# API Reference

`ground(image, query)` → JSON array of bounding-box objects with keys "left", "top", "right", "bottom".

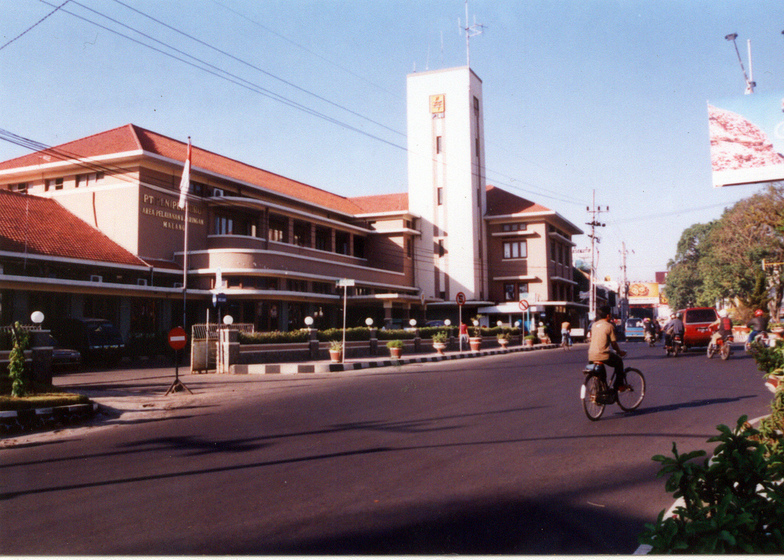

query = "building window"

[
  {"left": 214, "top": 215, "right": 234, "bottom": 235},
  {"left": 503, "top": 282, "right": 529, "bottom": 301},
  {"left": 473, "top": 96, "right": 479, "bottom": 115},
  {"left": 268, "top": 214, "right": 287, "bottom": 242},
  {"left": 437, "top": 187, "right": 443, "bottom": 205},
  {"left": 438, "top": 239, "right": 445, "bottom": 257},
  {"left": 335, "top": 231, "right": 350, "bottom": 255},
  {"left": 502, "top": 223, "right": 526, "bottom": 232},
  {"left": 315, "top": 227, "right": 331, "bottom": 251},
  {"left": 436, "top": 136, "right": 443, "bottom": 154},
  {"left": 503, "top": 240, "right": 527, "bottom": 259},
  {"left": 475, "top": 138, "right": 480, "bottom": 157},
  {"left": 9, "top": 182, "right": 28, "bottom": 193},
  {"left": 45, "top": 178, "right": 63, "bottom": 191},
  {"left": 293, "top": 220, "right": 311, "bottom": 247},
  {"left": 353, "top": 236, "right": 365, "bottom": 259}
]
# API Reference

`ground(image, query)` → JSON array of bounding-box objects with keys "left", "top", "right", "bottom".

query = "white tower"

[{"left": 407, "top": 66, "right": 487, "bottom": 302}]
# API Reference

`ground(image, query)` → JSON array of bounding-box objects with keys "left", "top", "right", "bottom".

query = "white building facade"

[{"left": 407, "top": 67, "right": 489, "bottom": 304}]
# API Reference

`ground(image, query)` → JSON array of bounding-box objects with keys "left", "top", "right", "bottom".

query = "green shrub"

[
  {"left": 376, "top": 329, "right": 416, "bottom": 341},
  {"left": 317, "top": 327, "right": 371, "bottom": 342},
  {"left": 8, "top": 322, "right": 29, "bottom": 397},
  {"left": 751, "top": 341, "right": 784, "bottom": 376},
  {"left": 239, "top": 330, "right": 310, "bottom": 344},
  {"left": 386, "top": 339, "right": 404, "bottom": 349},
  {"left": 639, "top": 416, "right": 784, "bottom": 553},
  {"left": 432, "top": 331, "right": 448, "bottom": 343}
]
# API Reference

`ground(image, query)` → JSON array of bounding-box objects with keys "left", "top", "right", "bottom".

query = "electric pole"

[{"left": 586, "top": 190, "right": 608, "bottom": 320}]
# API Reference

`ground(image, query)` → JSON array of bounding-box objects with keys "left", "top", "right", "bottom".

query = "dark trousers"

[{"left": 602, "top": 353, "right": 625, "bottom": 389}]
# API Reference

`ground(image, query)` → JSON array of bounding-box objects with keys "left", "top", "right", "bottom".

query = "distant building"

[{"left": 0, "top": 65, "right": 583, "bottom": 341}]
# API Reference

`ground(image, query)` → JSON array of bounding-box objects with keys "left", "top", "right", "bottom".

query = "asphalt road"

[{"left": 0, "top": 342, "right": 774, "bottom": 555}]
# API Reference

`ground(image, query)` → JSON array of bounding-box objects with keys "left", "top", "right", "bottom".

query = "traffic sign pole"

[
  {"left": 165, "top": 326, "right": 192, "bottom": 396},
  {"left": 456, "top": 292, "right": 466, "bottom": 351}
]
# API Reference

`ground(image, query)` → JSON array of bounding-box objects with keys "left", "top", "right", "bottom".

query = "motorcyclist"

[
  {"left": 709, "top": 309, "right": 732, "bottom": 347},
  {"left": 747, "top": 309, "right": 769, "bottom": 346},
  {"left": 662, "top": 312, "right": 685, "bottom": 352},
  {"left": 643, "top": 317, "right": 658, "bottom": 344}
]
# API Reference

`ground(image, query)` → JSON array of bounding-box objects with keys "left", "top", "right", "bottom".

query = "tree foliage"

[{"left": 665, "top": 185, "right": 784, "bottom": 318}]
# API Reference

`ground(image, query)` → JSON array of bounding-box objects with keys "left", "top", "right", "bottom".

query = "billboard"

[
  {"left": 709, "top": 93, "right": 784, "bottom": 188},
  {"left": 628, "top": 282, "right": 660, "bottom": 305}
]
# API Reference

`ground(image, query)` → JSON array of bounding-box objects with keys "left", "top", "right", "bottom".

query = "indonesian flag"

[{"left": 177, "top": 138, "right": 191, "bottom": 209}]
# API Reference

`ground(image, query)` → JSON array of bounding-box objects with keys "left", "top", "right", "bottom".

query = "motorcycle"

[
  {"left": 665, "top": 334, "right": 683, "bottom": 357},
  {"left": 745, "top": 331, "right": 770, "bottom": 353},
  {"left": 644, "top": 330, "right": 658, "bottom": 347},
  {"left": 707, "top": 335, "right": 733, "bottom": 360}
]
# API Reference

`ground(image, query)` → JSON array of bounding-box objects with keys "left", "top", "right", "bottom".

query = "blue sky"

[{"left": 2, "top": 0, "right": 784, "bottom": 283}]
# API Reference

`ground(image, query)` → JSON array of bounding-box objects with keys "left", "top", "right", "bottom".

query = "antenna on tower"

[
  {"left": 725, "top": 33, "right": 756, "bottom": 94},
  {"left": 458, "top": 0, "right": 484, "bottom": 67}
]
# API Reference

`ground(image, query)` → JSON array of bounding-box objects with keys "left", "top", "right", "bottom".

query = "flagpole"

[
  {"left": 182, "top": 198, "right": 189, "bottom": 328},
  {"left": 178, "top": 137, "right": 192, "bottom": 330}
]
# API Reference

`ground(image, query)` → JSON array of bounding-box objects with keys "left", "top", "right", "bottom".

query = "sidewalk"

[{"left": 230, "top": 341, "right": 563, "bottom": 375}]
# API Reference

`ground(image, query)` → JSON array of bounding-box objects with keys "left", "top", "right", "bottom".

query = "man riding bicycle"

[{"left": 588, "top": 305, "right": 628, "bottom": 391}]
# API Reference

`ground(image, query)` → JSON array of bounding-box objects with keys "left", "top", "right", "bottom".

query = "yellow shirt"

[{"left": 588, "top": 318, "right": 616, "bottom": 362}]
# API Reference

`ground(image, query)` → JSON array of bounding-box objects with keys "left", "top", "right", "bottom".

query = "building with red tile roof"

[{"left": 0, "top": 69, "right": 585, "bottom": 347}]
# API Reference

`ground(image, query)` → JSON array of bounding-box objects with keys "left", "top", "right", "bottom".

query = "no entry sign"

[
  {"left": 519, "top": 299, "right": 530, "bottom": 311},
  {"left": 168, "top": 327, "right": 187, "bottom": 350}
]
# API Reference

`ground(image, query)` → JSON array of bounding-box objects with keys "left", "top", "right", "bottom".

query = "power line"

[{"left": 0, "top": 0, "right": 70, "bottom": 52}]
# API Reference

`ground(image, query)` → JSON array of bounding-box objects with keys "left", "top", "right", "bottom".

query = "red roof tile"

[
  {"left": 485, "top": 185, "right": 552, "bottom": 216},
  {"left": 351, "top": 192, "right": 408, "bottom": 213},
  {"left": 0, "top": 190, "right": 147, "bottom": 267},
  {"left": 0, "top": 125, "right": 366, "bottom": 216}
]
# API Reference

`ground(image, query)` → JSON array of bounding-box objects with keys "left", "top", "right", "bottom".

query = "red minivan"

[{"left": 678, "top": 307, "right": 718, "bottom": 349}]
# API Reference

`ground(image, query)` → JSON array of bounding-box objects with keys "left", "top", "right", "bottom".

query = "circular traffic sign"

[
  {"left": 168, "top": 327, "right": 187, "bottom": 350},
  {"left": 519, "top": 299, "right": 529, "bottom": 311},
  {"left": 456, "top": 292, "right": 466, "bottom": 306}
]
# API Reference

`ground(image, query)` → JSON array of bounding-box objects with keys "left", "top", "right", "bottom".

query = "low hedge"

[{"left": 237, "top": 326, "right": 521, "bottom": 345}]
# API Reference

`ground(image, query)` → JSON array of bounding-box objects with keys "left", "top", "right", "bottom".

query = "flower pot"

[
  {"left": 329, "top": 350, "right": 341, "bottom": 363},
  {"left": 389, "top": 347, "right": 402, "bottom": 359},
  {"left": 524, "top": 338, "right": 534, "bottom": 347},
  {"left": 433, "top": 342, "right": 446, "bottom": 355},
  {"left": 498, "top": 340, "right": 508, "bottom": 349},
  {"left": 469, "top": 337, "right": 482, "bottom": 352}
]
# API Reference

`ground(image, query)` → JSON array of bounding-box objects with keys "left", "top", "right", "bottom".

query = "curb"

[
  {"left": 231, "top": 343, "right": 561, "bottom": 375},
  {"left": 0, "top": 402, "right": 99, "bottom": 435}
]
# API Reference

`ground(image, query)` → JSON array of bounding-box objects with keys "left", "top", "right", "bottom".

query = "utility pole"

[
  {"left": 586, "top": 190, "right": 608, "bottom": 320},
  {"left": 619, "top": 242, "right": 634, "bottom": 321}
]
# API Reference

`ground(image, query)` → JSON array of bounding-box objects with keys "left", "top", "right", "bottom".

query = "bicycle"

[{"left": 581, "top": 362, "right": 646, "bottom": 421}]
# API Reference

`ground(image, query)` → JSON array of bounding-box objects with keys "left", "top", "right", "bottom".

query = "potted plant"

[
  {"left": 432, "top": 331, "right": 448, "bottom": 355},
  {"left": 497, "top": 332, "right": 509, "bottom": 349},
  {"left": 329, "top": 340, "right": 343, "bottom": 363},
  {"left": 524, "top": 334, "right": 538, "bottom": 347},
  {"left": 387, "top": 339, "right": 404, "bottom": 359},
  {"left": 469, "top": 327, "right": 482, "bottom": 352}
]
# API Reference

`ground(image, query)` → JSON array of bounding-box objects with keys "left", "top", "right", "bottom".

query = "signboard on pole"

[
  {"left": 168, "top": 327, "right": 187, "bottom": 350},
  {"left": 456, "top": 292, "right": 466, "bottom": 306}
]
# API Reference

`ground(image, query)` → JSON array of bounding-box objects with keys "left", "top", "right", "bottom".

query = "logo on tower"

[{"left": 429, "top": 94, "right": 445, "bottom": 114}]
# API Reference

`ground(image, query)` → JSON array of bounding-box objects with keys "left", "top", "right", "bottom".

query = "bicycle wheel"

[
  {"left": 617, "top": 367, "right": 645, "bottom": 412},
  {"left": 581, "top": 375, "right": 606, "bottom": 421}
]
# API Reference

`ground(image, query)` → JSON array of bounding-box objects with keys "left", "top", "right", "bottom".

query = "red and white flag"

[{"left": 177, "top": 138, "right": 191, "bottom": 209}]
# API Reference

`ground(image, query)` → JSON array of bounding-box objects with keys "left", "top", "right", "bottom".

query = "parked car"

[
  {"left": 624, "top": 317, "right": 645, "bottom": 340},
  {"left": 50, "top": 318, "right": 125, "bottom": 366},
  {"left": 425, "top": 320, "right": 446, "bottom": 327},
  {"left": 47, "top": 335, "right": 82, "bottom": 372},
  {"left": 678, "top": 307, "right": 719, "bottom": 349}
]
